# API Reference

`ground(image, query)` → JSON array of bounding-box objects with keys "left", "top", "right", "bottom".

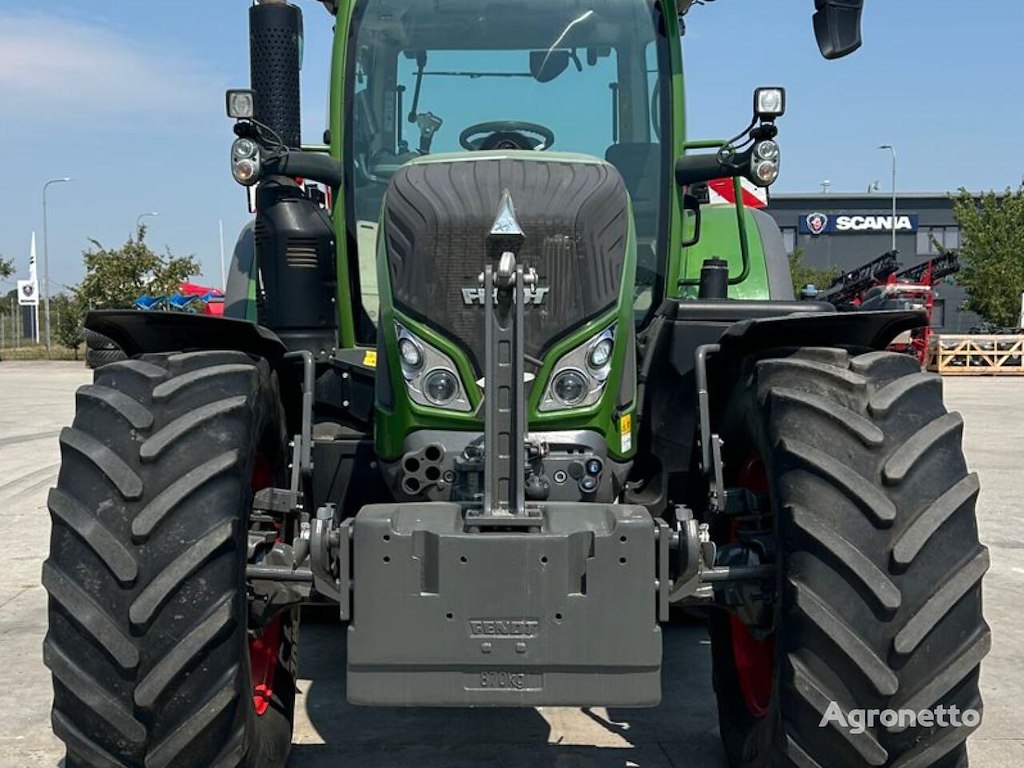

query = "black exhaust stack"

[{"left": 250, "top": 0, "right": 303, "bottom": 149}]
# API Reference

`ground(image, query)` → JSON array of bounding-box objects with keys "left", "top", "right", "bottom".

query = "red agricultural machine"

[{"left": 817, "top": 251, "right": 961, "bottom": 363}]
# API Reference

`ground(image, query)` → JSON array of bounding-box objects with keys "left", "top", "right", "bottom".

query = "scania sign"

[{"left": 799, "top": 213, "right": 919, "bottom": 235}]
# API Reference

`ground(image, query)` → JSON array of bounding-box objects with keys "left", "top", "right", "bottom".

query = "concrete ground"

[{"left": 0, "top": 360, "right": 1021, "bottom": 768}]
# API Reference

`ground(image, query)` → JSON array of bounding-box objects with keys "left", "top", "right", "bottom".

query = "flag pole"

[{"left": 30, "top": 232, "right": 40, "bottom": 344}]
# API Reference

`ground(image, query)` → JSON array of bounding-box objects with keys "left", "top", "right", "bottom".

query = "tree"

[
  {"left": 75, "top": 227, "right": 201, "bottom": 311},
  {"left": 0, "top": 256, "right": 13, "bottom": 281},
  {"left": 53, "top": 294, "right": 86, "bottom": 359},
  {"left": 789, "top": 249, "right": 839, "bottom": 297},
  {"left": 951, "top": 186, "right": 1024, "bottom": 328}
]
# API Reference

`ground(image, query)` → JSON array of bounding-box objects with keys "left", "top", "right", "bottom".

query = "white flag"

[{"left": 29, "top": 232, "right": 37, "bottom": 283}]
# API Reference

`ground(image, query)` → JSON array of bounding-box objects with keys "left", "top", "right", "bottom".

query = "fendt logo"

[
  {"left": 468, "top": 619, "right": 540, "bottom": 637},
  {"left": 462, "top": 286, "right": 550, "bottom": 306},
  {"left": 806, "top": 212, "right": 829, "bottom": 236}
]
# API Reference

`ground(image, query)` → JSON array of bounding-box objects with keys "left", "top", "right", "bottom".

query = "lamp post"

[
  {"left": 136, "top": 211, "right": 159, "bottom": 237},
  {"left": 878, "top": 144, "right": 897, "bottom": 252},
  {"left": 43, "top": 177, "right": 73, "bottom": 352}
]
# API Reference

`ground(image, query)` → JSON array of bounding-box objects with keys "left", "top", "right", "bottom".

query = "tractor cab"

[{"left": 344, "top": 0, "right": 672, "bottom": 327}]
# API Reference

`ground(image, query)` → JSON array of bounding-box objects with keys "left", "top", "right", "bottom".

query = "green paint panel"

[{"left": 677, "top": 206, "right": 771, "bottom": 300}]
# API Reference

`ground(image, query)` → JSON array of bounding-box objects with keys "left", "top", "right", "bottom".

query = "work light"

[
  {"left": 754, "top": 87, "right": 786, "bottom": 120},
  {"left": 226, "top": 89, "right": 256, "bottom": 120}
]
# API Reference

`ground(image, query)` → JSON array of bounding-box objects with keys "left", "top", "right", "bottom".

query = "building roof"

[{"left": 772, "top": 192, "right": 955, "bottom": 202}]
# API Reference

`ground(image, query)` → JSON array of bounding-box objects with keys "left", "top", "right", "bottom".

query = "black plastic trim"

[{"left": 85, "top": 311, "right": 288, "bottom": 361}]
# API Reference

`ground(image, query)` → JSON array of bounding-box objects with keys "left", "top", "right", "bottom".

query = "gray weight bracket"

[{"left": 346, "top": 501, "right": 662, "bottom": 706}]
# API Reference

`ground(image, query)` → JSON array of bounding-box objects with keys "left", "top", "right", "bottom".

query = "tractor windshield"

[{"left": 345, "top": 0, "right": 671, "bottom": 333}]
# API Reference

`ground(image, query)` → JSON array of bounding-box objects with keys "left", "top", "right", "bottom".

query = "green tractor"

[{"left": 46, "top": 1, "right": 989, "bottom": 766}]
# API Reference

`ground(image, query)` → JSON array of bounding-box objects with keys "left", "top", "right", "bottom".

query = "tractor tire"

[
  {"left": 85, "top": 346, "right": 128, "bottom": 369},
  {"left": 710, "top": 348, "right": 989, "bottom": 768},
  {"left": 85, "top": 328, "right": 119, "bottom": 351},
  {"left": 85, "top": 330, "right": 127, "bottom": 369},
  {"left": 44, "top": 351, "right": 296, "bottom": 768}
]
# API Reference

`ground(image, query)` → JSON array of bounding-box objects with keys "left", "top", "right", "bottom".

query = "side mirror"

[
  {"left": 676, "top": 0, "right": 696, "bottom": 16},
  {"left": 813, "top": 0, "right": 864, "bottom": 60},
  {"left": 530, "top": 50, "right": 570, "bottom": 83},
  {"left": 681, "top": 193, "right": 702, "bottom": 248}
]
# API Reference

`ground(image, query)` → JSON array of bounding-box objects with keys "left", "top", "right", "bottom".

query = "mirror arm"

[
  {"left": 266, "top": 151, "right": 345, "bottom": 189},
  {"left": 675, "top": 148, "right": 752, "bottom": 188}
]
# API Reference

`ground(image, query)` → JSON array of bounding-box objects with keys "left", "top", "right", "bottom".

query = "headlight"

[
  {"left": 552, "top": 369, "right": 589, "bottom": 407},
  {"left": 398, "top": 336, "right": 424, "bottom": 372},
  {"left": 233, "top": 138, "right": 258, "bottom": 160},
  {"left": 539, "top": 324, "right": 616, "bottom": 412},
  {"left": 231, "top": 138, "right": 261, "bottom": 187},
  {"left": 423, "top": 369, "right": 459, "bottom": 406},
  {"left": 394, "top": 323, "right": 471, "bottom": 412},
  {"left": 586, "top": 328, "right": 615, "bottom": 381},
  {"left": 752, "top": 159, "right": 779, "bottom": 187},
  {"left": 754, "top": 140, "right": 779, "bottom": 162}
]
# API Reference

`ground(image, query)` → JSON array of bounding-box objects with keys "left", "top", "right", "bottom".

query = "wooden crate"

[{"left": 926, "top": 334, "right": 1024, "bottom": 375}]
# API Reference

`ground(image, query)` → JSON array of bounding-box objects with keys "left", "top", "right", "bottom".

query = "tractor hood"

[{"left": 382, "top": 151, "right": 630, "bottom": 373}]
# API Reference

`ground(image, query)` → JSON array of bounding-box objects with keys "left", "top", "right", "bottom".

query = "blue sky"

[{"left": 0, "top": 0, "right": 1021, "bottom": 293}]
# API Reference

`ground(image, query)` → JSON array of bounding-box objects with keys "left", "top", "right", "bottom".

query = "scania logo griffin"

[
  {"left": 806, "top": 212, "right": 829, "bottom": 236},
  {"left": 462, "top": 286, "right": 550, "bottom": 306},
  {"left": 800, "top": 212, "right": 920, "bottom": 235}
]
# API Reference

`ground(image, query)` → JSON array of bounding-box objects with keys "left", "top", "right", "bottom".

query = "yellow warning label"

[
  {"left": 363, "top": 350, "right": 378, "bottom": 368},
  {"left": 620, "top": 413, "right": 633, "bottom": 453}
]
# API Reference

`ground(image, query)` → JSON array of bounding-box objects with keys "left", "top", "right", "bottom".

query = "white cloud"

[{"left": 0, "top": 12, "right": 226, "bottom": 129}]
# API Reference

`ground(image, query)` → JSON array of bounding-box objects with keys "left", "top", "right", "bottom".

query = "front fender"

[
  {"left": 86, "top": 310, "right": 287, "bottom": 361},
  {"left": 717, "top": 309, "right": 925, "bottom": 356}
]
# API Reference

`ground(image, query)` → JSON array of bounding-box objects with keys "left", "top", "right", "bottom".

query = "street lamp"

[
  {"left": 43, "top": 177, "right": 73, "bottom": 352},
  {"left": 136, "top": 211, "right": 159, "bottom": 235},
  {"left": 878, "top": 144, "right": 897, "bottom": 252}
]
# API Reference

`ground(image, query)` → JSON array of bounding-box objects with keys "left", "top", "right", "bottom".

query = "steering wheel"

[{"left": 459, "top": 121, "right": 556, "bottom": 151}]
